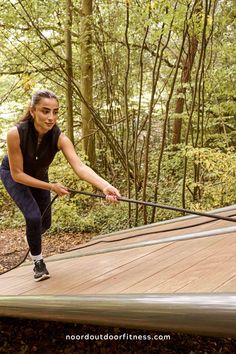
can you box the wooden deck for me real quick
[1,205,236,296]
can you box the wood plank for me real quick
[175,248,236,292]
[120,235,235,294]
[64,238,197,294]
[213,276,236,292]
[176,262,236,293]
[143,236,236,294]
[1,207,236,296]
[75,236,227,294]
[0,243,171,295]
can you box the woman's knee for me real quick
[25,213,42,228]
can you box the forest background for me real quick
[0,0,235,236]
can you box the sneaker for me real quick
[33,260,50,282]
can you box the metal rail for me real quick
[1,294,236,338]
[34,224,236,264]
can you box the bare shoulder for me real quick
[58,132,73,150]
[7,126,19,142]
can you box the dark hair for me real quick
[19,89,59,122]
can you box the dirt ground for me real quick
[1,317,235,354]
[0,229,235,353]
[0,228,93,274]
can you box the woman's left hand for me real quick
[102,184,121,203]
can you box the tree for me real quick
[0,0,235,229]
[65,0,74,144]
[80,0,96,166]
[172,0,200,145]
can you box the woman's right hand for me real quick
[50,182,70,196]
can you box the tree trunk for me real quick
[65,0,74,144]
[81,0,96,166]
[172,34,198,145]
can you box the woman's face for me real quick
[30,97,59,135]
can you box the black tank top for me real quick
[2,119,61,179]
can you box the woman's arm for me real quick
[7,127,69,196]
[58,133,121,201]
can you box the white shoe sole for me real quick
[34,274,50,282]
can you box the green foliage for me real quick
[0,0,235,234]
[50,195,130,235]
[51,199,95,233]
[43,151,129,234]
[185,146,236,209]
[92,202,130,234]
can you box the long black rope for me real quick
[1,189,236,276]
[68,189,236,223]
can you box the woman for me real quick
[0,89,120,282]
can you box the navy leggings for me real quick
[0,166,51,256]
